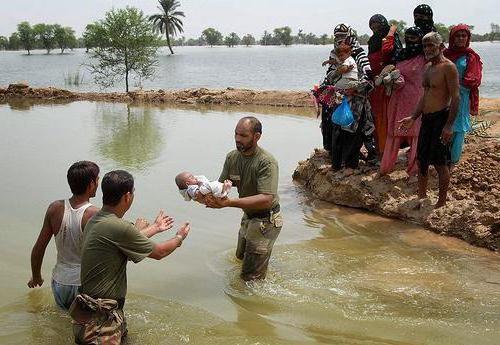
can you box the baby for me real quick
[322,44,359,90]
[175,171,232,202]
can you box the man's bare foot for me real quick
[343,168,355,177]
[434,200,447,209]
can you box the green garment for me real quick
[80,211,154,301]
[218,146,279,216]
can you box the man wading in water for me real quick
[205,117,283,281]
[399,32,460,208]
[71,170,190,344]
[28,161,100,310]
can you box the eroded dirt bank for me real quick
[293,135,500,251]
[0,83,313,107]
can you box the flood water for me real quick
[1,43,500,98]
[0,100,499,344]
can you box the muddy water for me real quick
[0,101,499,344]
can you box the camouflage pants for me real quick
[236,211,283,280]
[69,294,127,345]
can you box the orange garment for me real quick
[368,35,397,156]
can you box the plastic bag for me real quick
[331,97,354,126]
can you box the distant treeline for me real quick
[1,21,500,53]
[174,22,500,47]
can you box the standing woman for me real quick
[333,24,377,163]
[444,24,483,164]
[380,27,426,176]
[367,14,402,157]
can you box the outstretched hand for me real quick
[135,217,150,230]
[153,210,174,233]
[176,222,190,240]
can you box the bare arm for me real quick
[28,204,57,288]
[443,63,461,131]
[148,222,190,260]
[204,193,273,210]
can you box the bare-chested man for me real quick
[399,32,460,208]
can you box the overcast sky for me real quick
[1,0,498,38]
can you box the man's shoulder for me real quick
[225,149,239,159]
[257,148,278,166]
[88,212,131,233]
[47,200,65,217]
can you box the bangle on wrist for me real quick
[175,234,183,246]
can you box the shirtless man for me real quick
[398,32,460,208]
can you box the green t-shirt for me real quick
[80,211,154,301]
[219,146,279,216]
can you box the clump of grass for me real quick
[470,117,494,138]
[63,70,84,86]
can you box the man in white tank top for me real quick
[28,161,100,310]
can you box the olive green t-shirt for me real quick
[219,146,279,216]
[80,211,154,301]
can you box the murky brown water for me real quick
[0,100,499,344]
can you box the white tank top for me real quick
[52,199,92,285]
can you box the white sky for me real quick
[1,0,498,38]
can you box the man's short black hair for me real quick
[101,170,134,206]
[67,161,100,195]
[240,116,262,134]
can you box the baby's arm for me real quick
[337,64,354,74]
[222,180,232,193]
[322,59,337,66]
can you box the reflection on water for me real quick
[95,103,164,171]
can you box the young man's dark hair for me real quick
[67,161,100,195]
[241,116,262,134]
[102,170,134,206]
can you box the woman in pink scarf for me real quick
[380,27,426,176]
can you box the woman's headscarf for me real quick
[413,4,435,35]
[367,14,390,54]
[333,23,373,81]
[334,23,361,50]
[444,24,483,115]
[394,26,424,62]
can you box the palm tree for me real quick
[149,0,185,54]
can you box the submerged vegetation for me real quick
[63,70,84,86]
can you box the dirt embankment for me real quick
[293,134,500,251]
[0,83,313,107]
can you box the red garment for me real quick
[444,24,483,115]
[368,35,396,155]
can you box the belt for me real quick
[246,204,280,219]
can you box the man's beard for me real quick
[425,50,440,60]
[236,142,252,152]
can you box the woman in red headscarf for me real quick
[444,24,483,164]
[367,14,402,157]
